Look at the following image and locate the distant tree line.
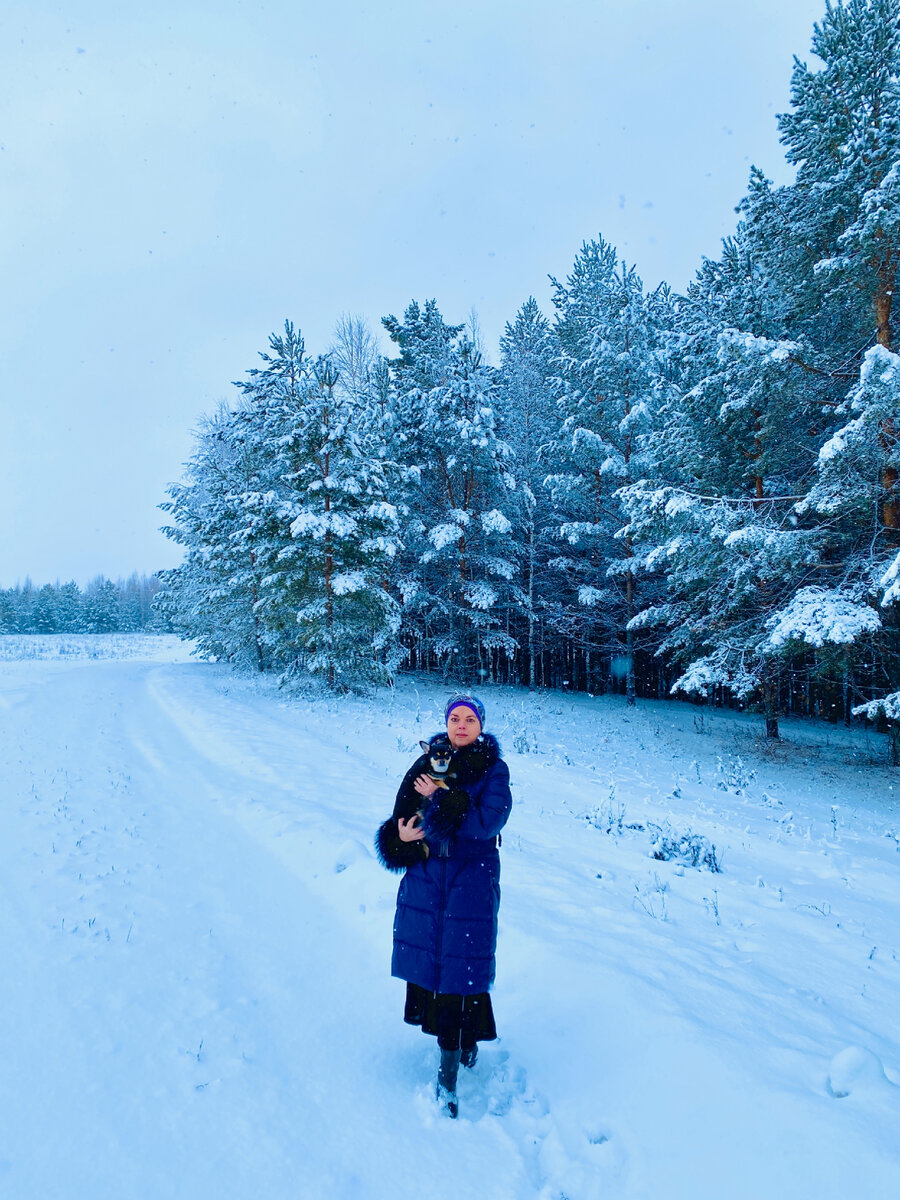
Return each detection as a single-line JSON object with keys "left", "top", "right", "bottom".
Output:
{"left": 159, "top": 0, "right": 900, "bottom": 751}
{"left": 0, "top": 575, "right": 170, "bottom": 635}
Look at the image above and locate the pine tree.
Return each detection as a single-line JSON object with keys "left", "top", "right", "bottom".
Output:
{"left": 383, "top": 301, "right": 518, "bottom": 681}
{"left": 0, "top": 590, "right": 17, "bottom": 633}
{"left": 271, "top": 355, "right": 402, "bottom": 688}
{"left": 547, "top": 240, "right": 669, "bottom": 702}
{"left": 162, "top": 324, "right": 401, "bottom": 688}
{"left": 498, "top": 297, "right": 562, "bottom": 686}
{"left": 55, "top": 581, "right": 84, "bottom": 632}
{"left": 33, "top": 584, "right": 59, "bottom": 633}
{"left": 159, "top": 405, "right": 274, "bottom": 669}
{"left": 737, "top": 0, "right": 900, "bottom": 721}
{"left": 620, "top": 227, "right": 834, "bottom": 734}
{"left": 84, "top": 578, "right": 120, "bottom": 633}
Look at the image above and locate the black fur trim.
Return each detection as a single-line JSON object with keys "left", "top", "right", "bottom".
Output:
{"left": 448, "top": 732, "right": 501, "bottom": 786}
{"left": 377, "top": 732, "right": 503, "bottom": 868}
{"left": 421, "top": 787, "right": 469, "bottom": 841}
{"left": 375, "top": 817, "right": 426, "bottom": 873}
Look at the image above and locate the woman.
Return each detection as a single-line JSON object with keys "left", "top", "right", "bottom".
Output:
{"left": 375, "top": 693, "right": 512, "bottom": 1118}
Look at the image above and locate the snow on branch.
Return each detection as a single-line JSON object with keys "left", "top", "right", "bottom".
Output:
{"left": 716, "top": 328, "right": 798, "bottom": 364}
{"left": 480, "top": 508, "right": 512, "bottom": 534}
{"left": 428, "top": 522, "right": 464, "bottom": 550}
{"left": 330, "top": 571, "right": 367, "bottom": 596}
{"left": 764, "top": 587, "right": 880, "bottom": 650}
{"left": 290, "top": 511, "right": 359, "bottom": 539}
{"left": 853, "top": 692, "right": 900, "bottom": 722}
{"left": 880, "top": 551, "right": 900, "bottom": 606}
{"left": 463, "top": 582, "right": 498, "bottom": 610}
{"left": 671, "top": 647, "right": 759, "bottom": 699}
{"left": 577, "top": 585, "right": 611, "bottom": 607}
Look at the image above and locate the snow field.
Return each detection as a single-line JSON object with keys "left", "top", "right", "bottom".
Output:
{"left": 1, "top": 642, "right": 899, "bottom": 1198}
{"left": 0, "top": 633, "right": 196, "bottom": 662}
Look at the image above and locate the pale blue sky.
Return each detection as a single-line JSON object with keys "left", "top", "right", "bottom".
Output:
{"left": 1, "top": 0, "right": 826, "bottom": 585}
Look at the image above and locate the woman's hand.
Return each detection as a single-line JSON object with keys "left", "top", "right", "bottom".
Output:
{"left": 413, "top": 774, "right": 439, "bottom": 799}
{"left": 397, "top": 816, "right": 425, "bottom": 842}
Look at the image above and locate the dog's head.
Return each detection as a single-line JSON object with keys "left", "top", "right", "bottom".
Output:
{"left": 420, "top": 735, "right": 454, "bottom": 775}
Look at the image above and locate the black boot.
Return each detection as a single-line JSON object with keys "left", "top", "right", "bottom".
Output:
{"left": 437, "top": 1048, "right": 461, "bottom": 1118}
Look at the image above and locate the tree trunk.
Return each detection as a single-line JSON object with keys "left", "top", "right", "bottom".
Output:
{"left": 527, "top": 524, "right": 535, "bottom": 690}
{"left": 625, "top": 555, "right": 636, "bottom": 707}
{"left": 876, "top": 277, "right": 899, "bottom": 529}
{"left": 249, "top": 551, "right": 265, "bottom": 672}
{"left": 891, "top": 721, "right": 900, "bottom": 768}
{"left": 762, "top": 663, "right": 780, "bottom": 740}
{"left": 324, "top": 454, "right": 334, "bottom": 689}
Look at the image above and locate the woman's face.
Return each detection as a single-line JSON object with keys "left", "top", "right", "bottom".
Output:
{"left": 447, "top": 705, "right": 482, "bottom": 748}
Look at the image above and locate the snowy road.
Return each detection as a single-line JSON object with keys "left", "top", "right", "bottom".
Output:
{"left": 1, "top": 650, "right": 899, "bottom": 1199}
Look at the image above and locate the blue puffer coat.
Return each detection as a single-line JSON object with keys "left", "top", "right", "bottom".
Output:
{"left": 375, "top": 733, "right": 511, "bottom": 996}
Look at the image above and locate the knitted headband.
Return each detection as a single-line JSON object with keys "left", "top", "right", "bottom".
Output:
{"left": 445, "top": 693, "right": 486, "bottom": 727}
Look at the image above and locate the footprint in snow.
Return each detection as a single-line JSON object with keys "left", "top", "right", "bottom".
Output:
{"left": 483, "top": 1055, "right": 629, "bottom": 1197}
{"left": 334, "top": 838, "right": 371, "bottom": 874}
{"left": 462, "top": 1047, "right": 538, "bottom": 1120}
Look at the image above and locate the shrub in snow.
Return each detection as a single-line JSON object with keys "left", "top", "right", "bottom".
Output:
{"left": 715, "top": 754, "right": 756, "bottom": 795}
{"left": 512, "top": 727, "right": 537, "bottom": 754}
{"left": 647, "top": 822, "right": 722, "bottom": 873}
{"left": 583, "top": 786, "right": 644, "bottom": 836}
{"left": 633, "top": 874, "right": 669, "bottom": 921}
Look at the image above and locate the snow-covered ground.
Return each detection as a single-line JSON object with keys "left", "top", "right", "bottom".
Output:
{"left": 0, "top": 633, "right": 195, "bottom": 662}
{"left": 1, "top": 636, "right": 898, "bottom": 1199}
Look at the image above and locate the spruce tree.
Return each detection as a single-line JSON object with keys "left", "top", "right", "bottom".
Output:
{"left": 159, "top": 406, "right": 273, "bottom": 669}
{"left": 498, "top": 297, "right": 562, "bottom": 686}
{"left": 383, "top": 301, "right": 518, "bottom": 681}
{"left": 547, "top": 240, "right": 669, "bottom": 702}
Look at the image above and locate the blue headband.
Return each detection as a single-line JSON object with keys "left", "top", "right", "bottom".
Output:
{"left": 445, "top": 693, "right": 486, "bottom": 726}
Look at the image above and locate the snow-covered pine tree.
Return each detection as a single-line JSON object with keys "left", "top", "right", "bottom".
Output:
{"left": 546, "top": 239, "right": 669, "bottom": 702}
{"left": 32, "top": 584, "right": 59, "bottom": 633}
{"left": 383, "top": 301, "right": 518, "bottom": 682}
{"left": 619, "top": 226, "right": 832, "bottom": 735}
{"left": 162, "top": 323, "right": 401, "bottom": 687}
{"left": 735, "top": 0, "right": 900, "bottom": 725}
{"left": 12, "top": 581, "right": 36, "bottom": 632}
{"left": 620, "top": 0, "right": 900, "bottom": 736}
{"left": 222, "top": 323, "right": 402, "bottom": 687}
{"left": 0, "top": 589, "right": 17, "bottom": 633}
{"left": 159, "top": 405, "right": 274, "bottom": 669}
{"left": 272, "top": 355, "right": 402, "bottom": 689}
{"left": 84, "top": 577, "right": 121, "bottom": 633}
{"left": 792, "top": 345, "right": 900, "bottom": 745}
{"left": 55, "top": 581, "right": 85, "bottom": 632}
{"left": 498, "top": 297, "right": 563, "bottom": 687}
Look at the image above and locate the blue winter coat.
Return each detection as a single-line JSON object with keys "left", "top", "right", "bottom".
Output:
{"left": 375, "top": 733, "right": 511, "bottom": 996}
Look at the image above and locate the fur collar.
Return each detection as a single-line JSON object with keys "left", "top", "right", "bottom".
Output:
{"left": 428, "top": 731, "right": 501, "bottom": 785}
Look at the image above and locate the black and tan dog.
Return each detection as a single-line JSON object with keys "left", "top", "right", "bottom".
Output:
{"left": 419, "top": 734, "right": 456, "bottom": 789}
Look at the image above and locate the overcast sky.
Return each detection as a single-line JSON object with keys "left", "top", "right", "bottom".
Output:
{"left": 1, "top": 0, "right": 827, "bottom": 587}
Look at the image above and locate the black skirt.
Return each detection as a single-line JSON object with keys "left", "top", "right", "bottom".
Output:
{"left": 404, "top": 982, "right": 497, "bottom": 1051}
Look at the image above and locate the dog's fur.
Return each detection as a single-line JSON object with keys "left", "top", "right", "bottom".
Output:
{"left": 419, "top": 735, "right": 456, "bottom": 789}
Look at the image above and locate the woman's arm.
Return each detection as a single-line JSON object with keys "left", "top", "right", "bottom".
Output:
{"left": 375, "top": 815, "right": 428, "bottom": 872}
{"left": 374, "top": 759, "right": 431, "bottom": 872}
{"left": 457, "top": 759, "right": 512, "bottom": 840}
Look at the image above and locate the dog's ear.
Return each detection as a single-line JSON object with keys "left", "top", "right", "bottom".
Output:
{"left": 419, "top": 739, "right": 431, "bottom": 754}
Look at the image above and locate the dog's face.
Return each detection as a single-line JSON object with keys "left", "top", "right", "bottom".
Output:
{"left": 420, "top": 735, "right": 453, "bottom": 775}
